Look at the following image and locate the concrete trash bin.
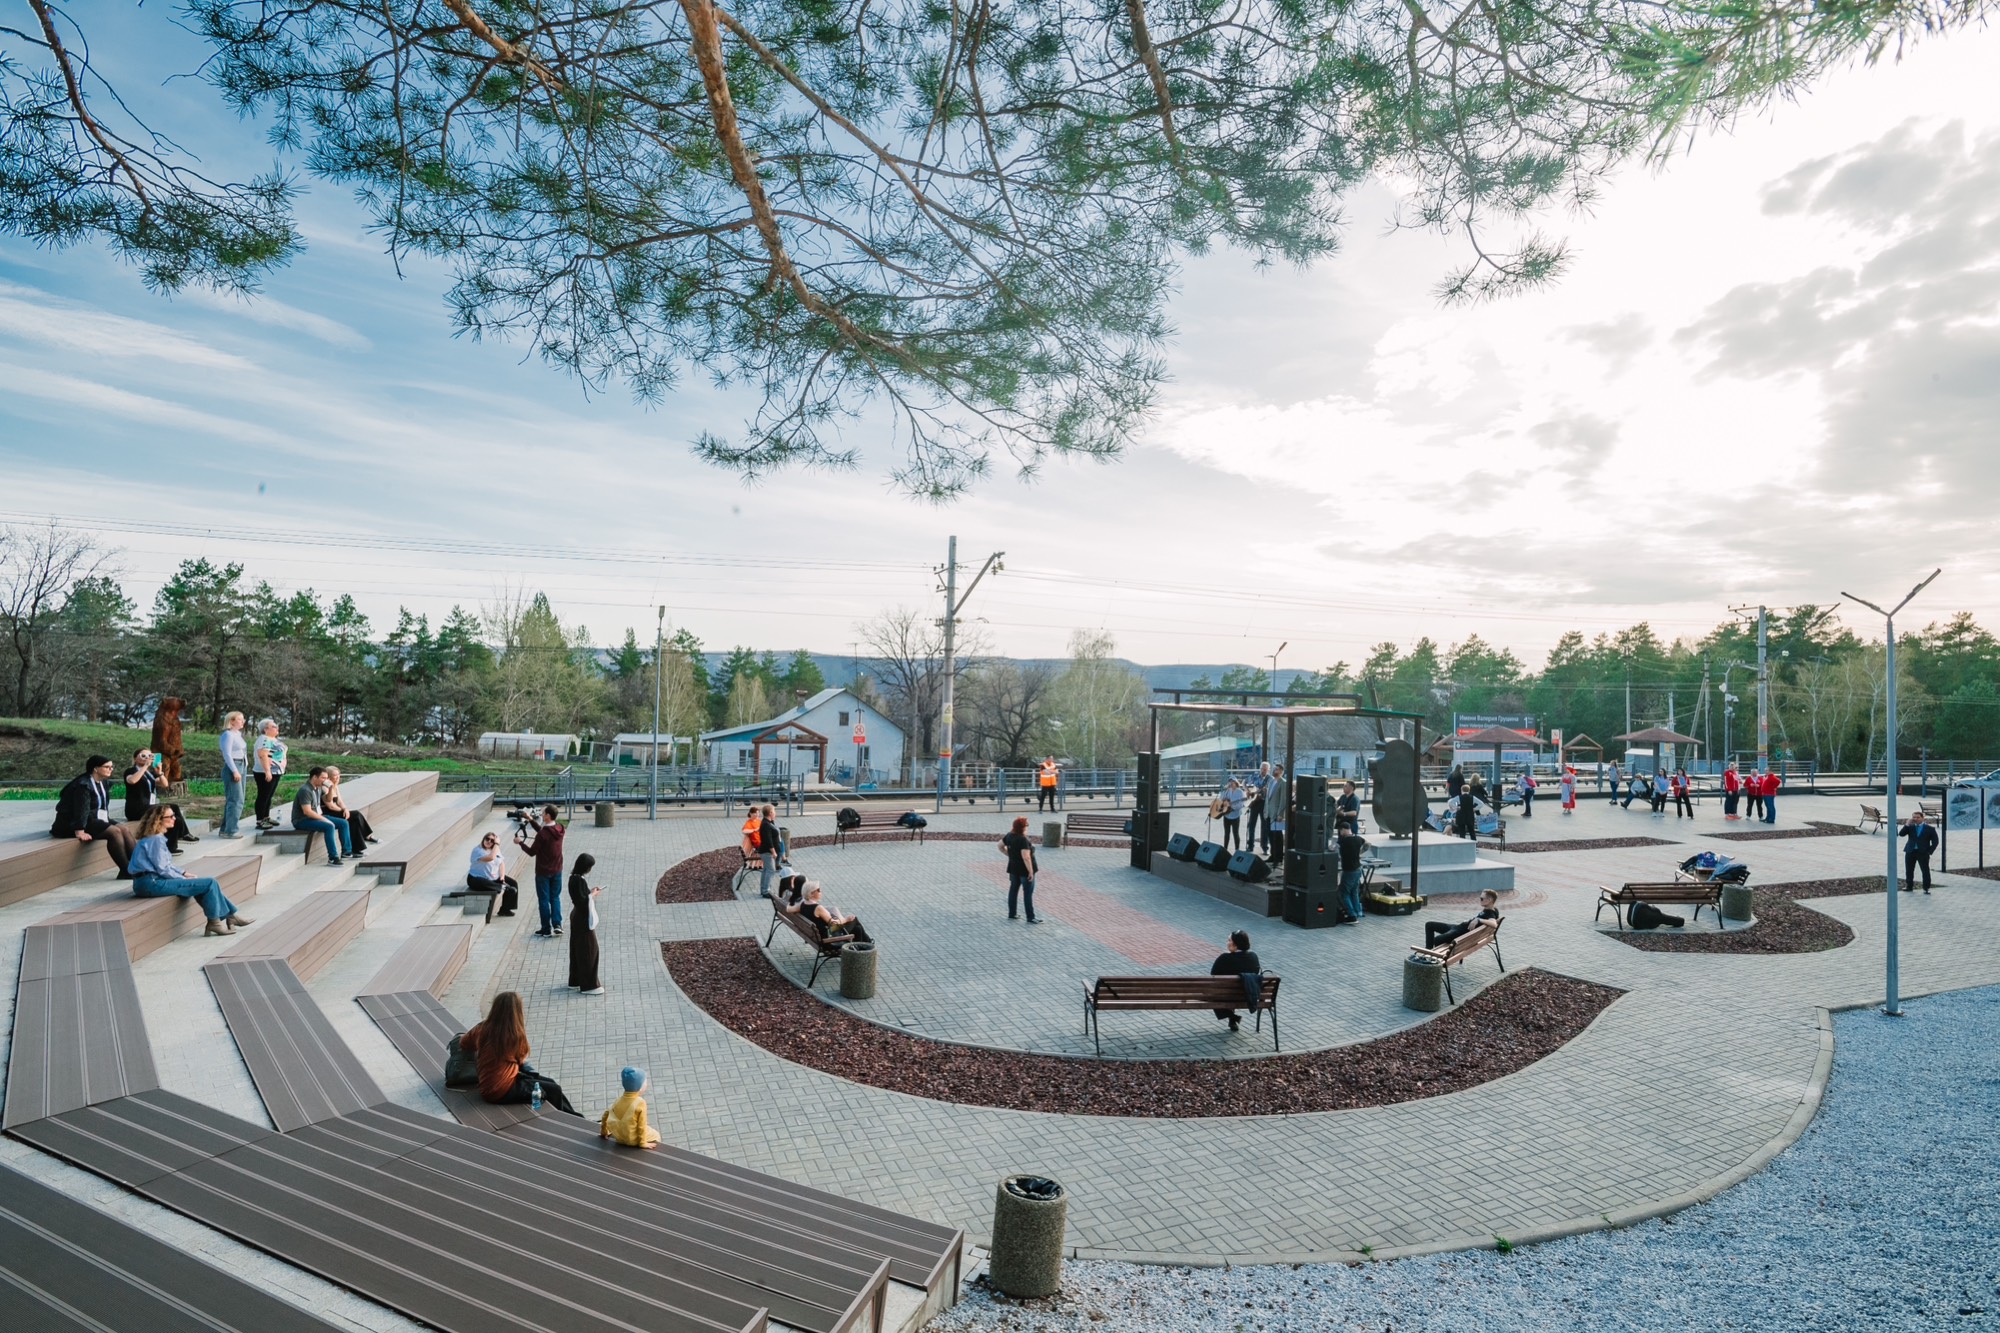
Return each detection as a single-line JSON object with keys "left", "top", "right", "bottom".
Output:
{"left": 987, "top": 1175, "right": 1066, "bottom": 1299}
{"left": 1721, "top": 883, "right": 1755, "bottom": 923}
{"left": 1402, "top": 954, "right": 1444, "bottom": 1012}
{"left": 839, "top": 941, "right": 878, "bottom": 1000}
{"left": 593, "top": 802, "right": 615, "bottom": 828}
{"left": 1042, "top": 821, "right": 1063, "bottom": 850}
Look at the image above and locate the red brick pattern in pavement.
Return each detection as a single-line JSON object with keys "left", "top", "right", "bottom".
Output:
{"left": 968, "top": 860, "right": 1215, "bottom": 966}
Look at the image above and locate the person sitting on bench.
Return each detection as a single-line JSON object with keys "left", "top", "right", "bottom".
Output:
{"left": 467, "top": 831, "right": 520, "bottom": 915}
{"left": 461, "top": 990, "right": 580, "bottom": 1115}
{"left": 1208, "top": 929, "right": 1262, "bottom": 1031}
{"left": 794, "top": 882, "right": 871, "bottom": 943}
{"left": 50, "top": 755, "right": 136, "bottom": 876}
{"left": 320, "top": 767, "right": 378, "bottom": 847}
{"left": 1424, "top": 890, "right": 1500, "bottom": 949}
{"left": 128, "top": 806, "right": 251, "bottom": 936}
{"left": 123, "top": 748, "right": 194, "bottom": 850}
{"left": 291, "top": 767, "right": 352, "bottom": 865}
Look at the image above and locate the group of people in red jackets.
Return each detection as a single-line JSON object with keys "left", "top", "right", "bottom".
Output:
{"left": 1721, "top": 764, "right": 1782, "bottom": 823}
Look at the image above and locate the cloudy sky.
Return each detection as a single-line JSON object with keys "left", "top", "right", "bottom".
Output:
{"left": 4, "top": 17, "right": 1996, "bottom": 671}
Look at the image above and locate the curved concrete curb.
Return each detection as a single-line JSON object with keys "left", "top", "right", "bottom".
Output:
{"left": 1057, "top": 1005, "right": 1838, "bottom": 1268}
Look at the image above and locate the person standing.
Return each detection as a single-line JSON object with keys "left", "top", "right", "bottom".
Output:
{"left": 1517, "top": 771, "right": 1536, "bottom": 818}
{"left": 756, "top": 804, "right": 781, "bottom": 898}
{"left": 998, "top": 815, "right": 1040, "bottom": 922}
{"left": 519, "top": 805, "right": 567, "bottom": 938}
{"left": 1744, "top": 771, "right": 1764, "bottom": 821}
{"left": 1334, "top": 778, "right": 1361, "bottom": 836}
{"left": 1219, "top": 778, "right": 1247, "bottom": 851}
{"left": 1900, "top": 811, "right": 1938, "bottom": 894}
{"left": 568, "top": 852, "right": 604, "bottom": 991}
{"left": 1722, "top": 763, "right": 1741, "bottom": 819}
{"left": 1247, "top": 762, "right": 1271, "bottom": 852}
{"left": 218, "top": 712, "right": 248, "bottom": 839}
{"left": 129, "top": 807, "right": 251, "bottom": 936}
{"left": 252, "top": 719, "right": 287, "bottom": 830}
{"left": 50, "top": 755, "right": 136, "bottom": 875}
{"left": 1672, "top": 768, "right": 1694, "bottom": 819}
{"left": 1761, "top": 770, "right": 1781, "bottom": 824}
{"left": 1607, "top": 761, "right": 1622, "bottom": 805}
{"left": 1446, "top": 765, "right": 1465, "bottom": 800}
{"left": 1037, "top": 756, "right": 1060, "bottom": 812}
{"left": 1559, "top": 767, "right": 1576, "bottom": 814}
{"left": 1336, "top": 830, "right": 1367, "bottom": 924}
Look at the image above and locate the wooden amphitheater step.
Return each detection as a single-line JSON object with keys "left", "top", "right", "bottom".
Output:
{"left": 211, "top": 889, "right": 368, "bottom": 981}
{"left": 203, "top": 957, "right": 387, "bottom": 1133}
{"left": 354, "top": 791, "right": 494, "bottom": 886}
{"left": 0, "top": 823, "right": 130, "bottom": 911}
{"left": 256, "top": 770, "right": 443, "bottom": 863}
{"left": 357, "top": 924, "right": 473, "bottom": 1000}
{"left": 39, "top": 855, "right": 261, "bottom": 962}
{"left": 4, "top": 922, "right": 159, "bottom": 1131}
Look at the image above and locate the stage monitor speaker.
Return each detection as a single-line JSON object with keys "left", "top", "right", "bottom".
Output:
{"left": 1166, "top": 832, "right": 1200, "bottom": 862}
{"left": 1284, "top": 850, "right": 1338, "bottom": 890}
{"left": 1193, "top": 841, "right": 1230, "bottom": 872}
{"left": 1227, "top": 851, "right": 1271, "bottom": 883}
{"left": 1283, "top": 886, "right": 1339, "bottom": 928}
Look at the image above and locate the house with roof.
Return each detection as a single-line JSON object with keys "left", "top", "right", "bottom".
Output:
{"left": 699, "top": 688, "right": 905, "bottom": 784}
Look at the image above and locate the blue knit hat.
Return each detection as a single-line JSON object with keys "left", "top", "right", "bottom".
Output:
{"left": 620, "top": 1066, "right": 646, "bottom": 1093}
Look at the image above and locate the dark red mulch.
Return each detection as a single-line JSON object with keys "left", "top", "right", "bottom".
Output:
{"left": 1611, "top": 876, "right": 1883, "bottom": 955}
{"left": 662, "top": 939, "right": 1622, "bottom": 1117}
{"left": 1708, "top": 821, "right": 1863, "bottom": 842}
{"left": 1478, "top": 836, "right": 1680, "bottom": 854}
{"left": 787, "top": 831, "right": 1125, "bottom": 851}
{"left": 1951, "top": 865, "right": 2000, "bottom": 881}
{"left": 656, "top": 847, "right": 743, "bottom": 904}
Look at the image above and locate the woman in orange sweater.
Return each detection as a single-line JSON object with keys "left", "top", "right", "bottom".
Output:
{"left": 461, "top": 991, "right": 580, "bottom": 1115}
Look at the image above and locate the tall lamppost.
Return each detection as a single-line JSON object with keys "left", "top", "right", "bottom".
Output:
{"left": 649, "top": 606, "right": 664, "bottom": 821}
{"left": 1841, "top": 569, "right": 1941, "bottom": 1017}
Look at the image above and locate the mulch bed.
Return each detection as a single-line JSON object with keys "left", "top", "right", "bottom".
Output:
{"left": 1612, "top": 876, "right": 1884, "bottom": 955}
{"left": 663, "top": 939, "right": 1621, "bottom": 1117}
{"left": 1708, "top": 821, "right": 1863, "bottom": 842}
{"left": 1478, "top": 836, "right": 1679, "bottom": 854}
{"left": 656, "top": 833, "right": 1126, "bottom": 903}
{"left": 1955, "top": 865, "right": 2000, "bottom": 881}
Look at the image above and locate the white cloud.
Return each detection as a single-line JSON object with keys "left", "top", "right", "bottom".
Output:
{"left": 0, "top": 282, "right": 255, "bottom": 371}
{"left": 176, "top": 288, "right": 373, "bottom": 351}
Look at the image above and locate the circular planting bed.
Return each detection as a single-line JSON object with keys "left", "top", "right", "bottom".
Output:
{"left": 663, "top": 937, "right": 1621, "bottom": 1117}
{"left": 1612, "top": 876, "right": 1883, "bottom": 955}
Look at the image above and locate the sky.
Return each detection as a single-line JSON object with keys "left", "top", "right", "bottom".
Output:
{"left": 4, "top": 16, "right": 1998, "bottom": 672}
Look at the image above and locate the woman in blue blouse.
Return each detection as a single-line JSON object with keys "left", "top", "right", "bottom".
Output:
{"left": 129, "top": 807, "right": 253, "bottom": 936}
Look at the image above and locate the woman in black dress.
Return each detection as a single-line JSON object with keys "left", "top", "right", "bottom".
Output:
{"left": 567, "top": 852, "right": 603, "bottom": 994}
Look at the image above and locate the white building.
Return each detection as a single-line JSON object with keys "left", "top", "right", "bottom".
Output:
{"left": 700, "top": 688, "right": 905, "bottom": 784}
{"left": 476, "top": 731, "right": 579, "bottom": 759}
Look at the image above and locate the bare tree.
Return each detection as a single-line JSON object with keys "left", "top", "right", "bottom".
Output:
{"left": 857, "top": 607, "right": 947, "bottom": 781}
{"left": 963, "top": 661, "right": 1056, "bottom": 768}
{"left": 0, "top": 522, "right": 111, "bottom": 715}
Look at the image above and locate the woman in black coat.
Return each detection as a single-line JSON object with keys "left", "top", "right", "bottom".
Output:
{"left": 567, "top": 853, "right": 603, "bottom": 994}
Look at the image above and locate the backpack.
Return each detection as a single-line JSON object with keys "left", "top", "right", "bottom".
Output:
{"left": 836, "top": 807, "right": 862, "bottom": 831}
{"left": 444, "top": 1033, "right": 479, "bottom": 1089}
{"left": 896, "top": 811, "right": 927, "bottom": 829}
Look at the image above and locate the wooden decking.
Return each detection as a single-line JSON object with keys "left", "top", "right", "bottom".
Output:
{"left": 356, "top": 988, "right": 544, "bottom": 1131}
{"left": 354, "top": 791, "right": 493, "bottom": 885}
{"left": 41, "top": 855, "right": 261, "bottom": 961}
{"left": 357, "top": 923, "right": 471, "bottom": 999}
{"left": 211, "top": 889, "right": 368, "bottom": 981}
{"left": 204, "top": 957, "right": 387, "bottom": 1132}
{"left": 4, "top": 923, "right": 159, "bottom": 1130}
{"left": 0, "top": 824, "right": 126, "bottom": 911}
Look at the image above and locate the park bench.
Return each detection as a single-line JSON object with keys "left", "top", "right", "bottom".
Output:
{"left": 1595, "top": 880, "right": 1722, "bottom": 930}
{"left": 1064, "top": 811, "right": 1133, "bottom": 839}
{"left": 1858, "top": 804, "right": 1887, "bottom": 833}
{"left": 766, "top": 895, "right": 858, "bottom": 987}
{"left": 1081, "top": 975, "right": 1282, "bottom": 1055}
{"left": 0, "top": 821, "right": 132, "bottom": 910}
{"left": 834, "top": 809, "right": 925, "bottom": 848}
{"left": 39, "top": 853, "right": 261, "bottom": 961}
{"left": 1409, "top": 916, "right": 1505, "bottom": 1005}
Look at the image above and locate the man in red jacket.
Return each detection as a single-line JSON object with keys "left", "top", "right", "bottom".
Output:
{"left": 1760, "top": 770, "right": 1781, "bottom": 824}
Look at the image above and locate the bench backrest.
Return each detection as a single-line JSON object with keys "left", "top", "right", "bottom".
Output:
{"left": 1090, "top": 975, "right": 1280, "bottom": 1008}
{"left": 1609, "top": 881, "right": 1709, "bottom": 898}
{"left": 775, "top": 901, "right": 849, "bottom": 953}
{"left": 1436, "top": 918, "right": 1501, "bottom": 961}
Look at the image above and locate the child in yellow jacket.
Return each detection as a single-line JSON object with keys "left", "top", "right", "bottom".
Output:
{"left": 600, "top": 1066, "right": 662, "bottom": 1149}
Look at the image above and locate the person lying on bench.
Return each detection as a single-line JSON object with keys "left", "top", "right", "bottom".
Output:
{"left": 1209, "top": 929, "right": 1262, "bottom": 1031}
{"left": 461, "top": 991, "right": 580, "bottom": 1115}
{"left": 50, "top": 755, "right": 137, "bottom": 877}
{"left": 129, "top": 807, "right": 252, "bottom": 936}
{"left": 1423, "top": 890, "right": 1500, "bottom": 950}
{"left": 794, "top": 883, "right": 871, "bottom": 943}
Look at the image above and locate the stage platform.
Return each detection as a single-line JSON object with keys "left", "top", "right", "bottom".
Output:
{"left": 1147, "top": 851, "right": 1282, "bottom": 916}
{"left": 1365, "top": 832, "right": 1514, "bottom": 896}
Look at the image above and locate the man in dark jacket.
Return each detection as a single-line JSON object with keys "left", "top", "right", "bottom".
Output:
{"left": 50, "top": 756, "right": 136, "bottom": 875}
{"left": 1209, "top": 930, "right": 1262, "bottom": 1030}
{"left": 519, "top": 805, "right": 568, "bottom": 936}
{"left": 757, "top": 804, "right": 781, "bottom": 898}
{"left": 1900, "top": 812, "right": 1939, "bottom": 893}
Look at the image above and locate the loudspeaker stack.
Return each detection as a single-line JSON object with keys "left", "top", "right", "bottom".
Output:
{"left": 1131, "top": 809, "right": 1175, "bottom": 870}
{"left": 1288, "top": 775, "right": 1332, "bottom": 852}
{"left": 1283, "top": 886, "right": 1339, "bottom": 928}
{"left": 1284, "top": 849, "right": 1338, "bottom": 891}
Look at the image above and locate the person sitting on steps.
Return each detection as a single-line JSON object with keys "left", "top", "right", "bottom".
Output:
{"left": 50, "top": 756, "right": 136, "bottom": 877}
{"left": 320, "top": 768, "right": 379, "bottom": 848}
{"left": 123, "top": 747, "right": 194, "bottom": 850}
{"left": 1424, "top": 889, "right": 1500, "bottom": 950}
{"left": 793, "top": 882, "right": 871, "bottom": 943}
{"left": 599, "top": 1066, "right": 662, "bottom": 1148}
{"left": 1208, "top": 929, "right": 1262, "bottom": 1031}
{"left": 290, "top": 766, "right": 352, "bottom": 865}
{"left": 467, "top": 831, "right": 519, "bottom": 915}
{"left": 128, "top": 806, "right": 252, "bottom": 936}
{"left": 461, "top": 991, "right": 580, "bottom": 1115}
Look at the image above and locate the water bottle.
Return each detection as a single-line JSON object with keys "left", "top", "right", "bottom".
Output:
{"left": 529, "top": 1081, "right": 543, "bottom": 1112}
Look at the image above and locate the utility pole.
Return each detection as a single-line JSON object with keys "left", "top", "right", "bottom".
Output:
{"left": 1623, "top": 660, "right": 1632, "bottom": 739}
{"left": 933, "top": 537, "right": 1005, "bottom": 812}
{"left": 649, "top": 605, "right": 664, "bottom": 820}
{"left": 1756, "top": 608, "right": 1770, "bottom": 777}
{"left": 1843, "top": 569, "right": 1941, "bottom": 1018}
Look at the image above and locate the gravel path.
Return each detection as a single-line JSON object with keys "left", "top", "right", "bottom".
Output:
{"left": 934, "top": 983, "right": 2000, "bottom": 1332}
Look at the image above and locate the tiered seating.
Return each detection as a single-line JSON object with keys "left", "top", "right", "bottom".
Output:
{"left": 0, "top": 1158, "right": 342, "bottom": 1332}
{"left": 4, "top": 922, "right": 158, "bottom": 1130}
{"left": 356, "top": 989, "right": 543, "bottom": 1131}
{"left": 358, "top": 923, "right": 472, "bottom": 999}
{"left": 258, "top": 770, "right": 442, "bottom": 862}
{"left": 40, "top": 855, "right": 260, "bottom": 961}
{"left": 0, "top": 824, "right": 127, "bottom": 910}
{"left": 204, "top": 956, "right": 387, "bottom": 1132}
{"left": 211, "top": 889, "right": 368, "bottom": 980}
{"left": 354, "top": 791, "right": 493, "bottom": 885}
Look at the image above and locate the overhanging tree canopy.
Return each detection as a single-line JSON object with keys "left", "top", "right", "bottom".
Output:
{"left": 3, "top": 0, "right": 1983, "bottom": 494}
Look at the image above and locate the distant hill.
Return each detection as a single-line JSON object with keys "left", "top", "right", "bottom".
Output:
{"left": 677, "top": 652, "right": 1310, "bottom": 694}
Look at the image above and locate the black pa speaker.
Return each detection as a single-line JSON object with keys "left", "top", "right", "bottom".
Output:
{"left": 1193, "top": 841, "right": 1230, "bottom": 872}
{"left": 1167, "top": 832, "right": 1200, "bottom": 862}
{"left": 1135, "top": 752, "right": 1160, "bottom": 813}
{"left": 1284, "top": 850, "right": 1338, "bottom": 890}
{"left": 1132, "top": 810, "right": 1174, "bottom": 869}
{"left": 1227, "top": 851, "right": 1271, "bottom": 882}
{"left": 1283, "top": 886, "right": 1339, "bottom": 928}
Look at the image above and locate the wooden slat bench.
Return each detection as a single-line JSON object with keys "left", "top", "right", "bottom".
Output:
{"left": 1858, "top": 803, "right": 1887, "bottom": 833}
{"left": 1081, "top": 975, "right": 1282, "bottom": 1055}
{"left": 1595, "top": 881, "right": 1722, "bottom": 930}
{"left": 357, "top": 923, "right": 472, "bottom": 999}
{"left": 355, "top": 791, "right": 494, "bottom": 886}
{"left": 203, "top": 957, "right": 388, "bottom": 1132}
{"left": 765, "top": 896, "right": 857, "bottom": 987}
{"left": 212, "top": 889, "right": 370, "bottom": 981}
{"left": 1410, "top": 917, "right": 1505, "bottom": 1005}
{"left": 833, "top": 810, "right": 924, "bottom": 848}
{"left": 0, "top": 1157, "right": 343, "bottom": 1332}
{"left": 355, "top": 989, "right": 546, "bottom": 1131}
{"left": 40, "top": 855, "right": 261, "bottom": 962}
{"left": 4, "top": 922, "right": 159, "bottom": 1130}
{"left": 1064, "top": 811, "right": 1133, "bottom": 838}
{"left": 0, "top": 823, "right": 131, "bottom": 911}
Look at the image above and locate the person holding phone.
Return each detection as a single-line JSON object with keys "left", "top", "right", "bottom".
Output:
{"left": 123, "top": 747, "right": 194, "bottom": 850}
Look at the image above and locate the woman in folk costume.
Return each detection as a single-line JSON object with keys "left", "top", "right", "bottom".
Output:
{"left": 1559, "top": 766, "right": 1577, "bottom": 814}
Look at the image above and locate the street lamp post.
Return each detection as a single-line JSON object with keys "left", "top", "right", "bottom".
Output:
{"left": 1841, "top": 569, "right": 1941, "bottom": 1018}
{"left": 649, "top": 606, "right": 664, "bottom": 821}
